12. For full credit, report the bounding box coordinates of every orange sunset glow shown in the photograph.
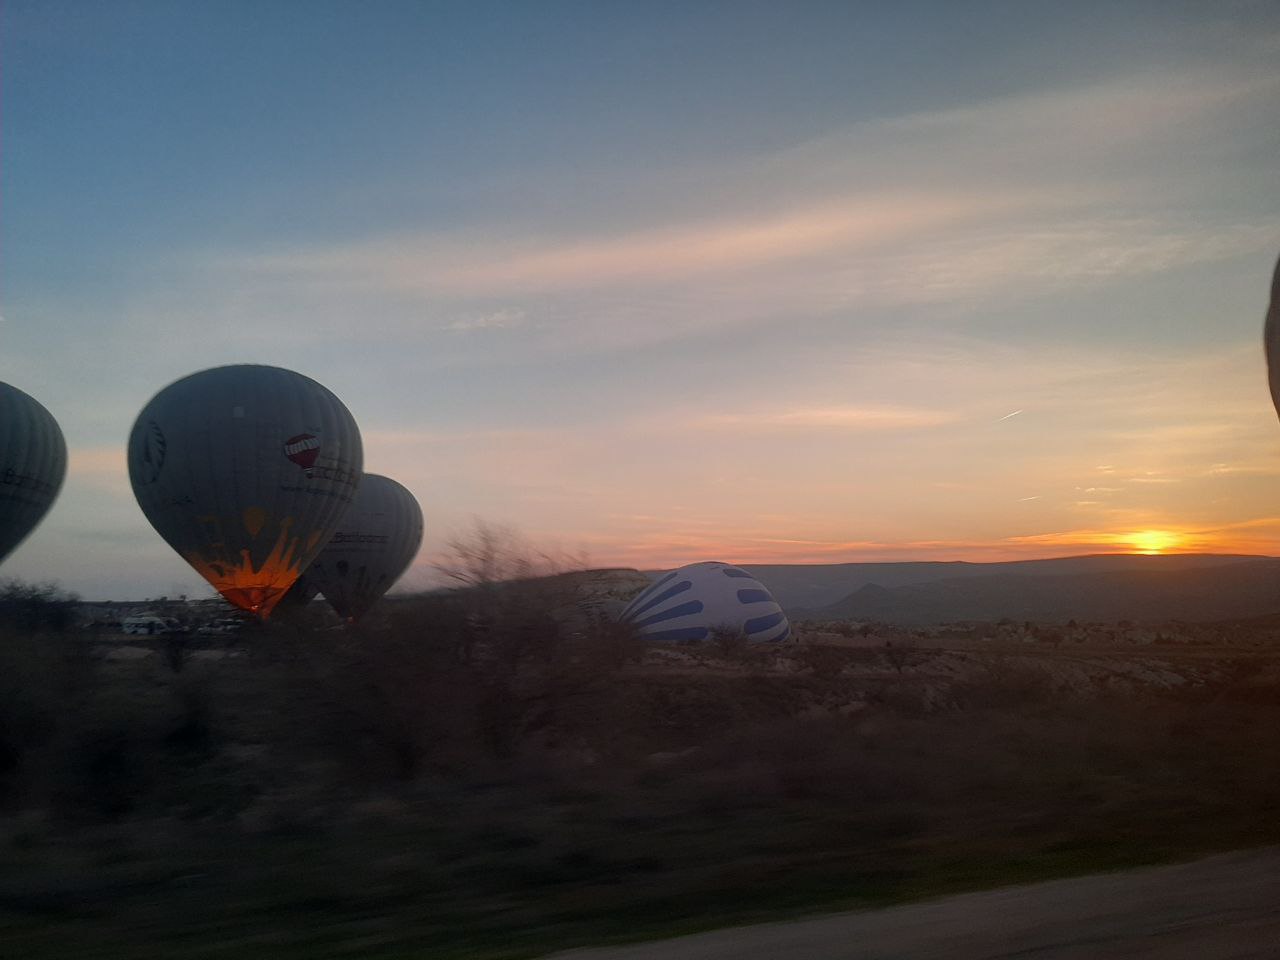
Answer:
[1129,530,1183,555]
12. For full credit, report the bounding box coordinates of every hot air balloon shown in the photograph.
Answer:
[1265,255,1280,418]
[303,473,423,622]
[273,572,321,614]
[620,561,790,643]
[0,383,67,565]
[127,365,362,618]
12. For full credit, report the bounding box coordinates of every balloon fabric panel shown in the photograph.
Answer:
[0,383,67,565]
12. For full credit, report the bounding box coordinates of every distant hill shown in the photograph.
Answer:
[811,557,1280,624]
[714,554,1265,613]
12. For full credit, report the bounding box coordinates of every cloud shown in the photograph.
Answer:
[846,220,1280,308]
[446,308,526,332]
[572,528,1226,568]
[758,64,1280,198]
[1004,512,1280,558]
[237,190,1040,298]
[170,63,1279,357]
[691,405,958,432]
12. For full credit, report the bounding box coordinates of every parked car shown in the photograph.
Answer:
[197,618,245,636]
[121,615,175,636]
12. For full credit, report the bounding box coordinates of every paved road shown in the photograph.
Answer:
[547,848,1280,960]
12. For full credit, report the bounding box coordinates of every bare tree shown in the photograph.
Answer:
[435,517,586,589]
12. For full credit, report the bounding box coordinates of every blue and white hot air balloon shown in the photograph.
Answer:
[620,561,790,643]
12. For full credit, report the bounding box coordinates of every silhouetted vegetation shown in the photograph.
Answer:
[0,579,77,633]
[4,575,1280,958]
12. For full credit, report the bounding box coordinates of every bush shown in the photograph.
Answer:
[0,579,78,633]
[0,628,95,808]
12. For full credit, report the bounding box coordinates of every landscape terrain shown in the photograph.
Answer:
[734,553,1280,622]
[2,557,1280,958]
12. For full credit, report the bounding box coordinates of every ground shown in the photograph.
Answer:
[1,600,1279,958]
[547,847,1280,959]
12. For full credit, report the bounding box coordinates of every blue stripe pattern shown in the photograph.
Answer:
[622,571,679,618]
[626,579,692,620]
[744,610,786,635]
[649,570,679,591]
[736,588,771,604]
[634,599,704,628]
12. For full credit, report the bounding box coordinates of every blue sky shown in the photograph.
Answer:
[3,1,1279,598]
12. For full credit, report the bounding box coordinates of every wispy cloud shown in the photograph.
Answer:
[237,190,1040,297]
[446,308,526,332]
[175,65,1279,357]
[692,405,958,432]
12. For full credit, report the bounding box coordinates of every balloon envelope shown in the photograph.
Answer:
[272,571,322,614]
[127,365,363,617]
[305,473,423,621]
[0,383,67,565]
[621,561,790,643]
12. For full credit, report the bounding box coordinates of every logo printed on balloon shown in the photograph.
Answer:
[133,421,167,485]
[283,434,321,474]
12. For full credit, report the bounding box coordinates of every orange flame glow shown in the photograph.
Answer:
[185,517,305,618]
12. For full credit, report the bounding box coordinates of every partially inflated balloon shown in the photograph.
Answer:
[0,383,67,565]
[128,365,362,617]
[621,561,790,643]
[305,473,423,622]
[1265,255,1280,418]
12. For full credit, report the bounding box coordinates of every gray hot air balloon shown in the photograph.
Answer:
[0,383,67,565]
[273,571,322,614]
[127,365,363,618]
[1265,255,1280,418]
[303,473,423,622]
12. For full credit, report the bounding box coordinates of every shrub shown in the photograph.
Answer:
[0,579,78,633]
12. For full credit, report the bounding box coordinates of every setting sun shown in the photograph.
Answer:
[1130,530,1183,555]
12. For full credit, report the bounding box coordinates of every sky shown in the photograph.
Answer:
[2,0,1280,599]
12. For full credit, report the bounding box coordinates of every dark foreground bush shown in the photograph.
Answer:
[0,579,77,633]
[291,585,643,783]
[4,586,1280,959]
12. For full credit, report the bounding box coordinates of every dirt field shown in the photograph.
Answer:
[548,847,1280,960]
